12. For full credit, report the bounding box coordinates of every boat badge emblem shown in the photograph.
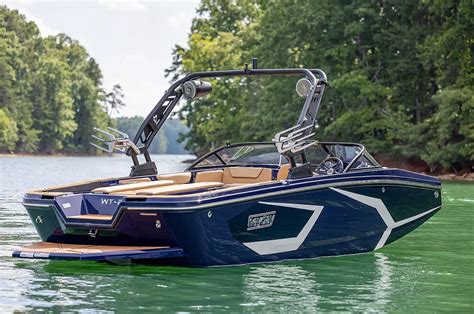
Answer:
[247,211,276,231]
[35,215,44,224]
[101,198,119,205]
[88,229,98,238]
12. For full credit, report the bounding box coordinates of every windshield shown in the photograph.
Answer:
[190,143,288,169]
[319,143,380,170]
[219,145,285,164]
[188,142,380,172]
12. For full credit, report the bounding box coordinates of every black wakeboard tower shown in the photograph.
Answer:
[91,59,328,178]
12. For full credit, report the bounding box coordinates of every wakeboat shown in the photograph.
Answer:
[13,60,442,266]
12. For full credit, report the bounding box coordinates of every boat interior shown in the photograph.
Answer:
[30,165,290,198]
[28,142,380,199]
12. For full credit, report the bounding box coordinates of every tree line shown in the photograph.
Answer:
[167,0,472,173]
[0,6,119,154]
[116,117,189,154]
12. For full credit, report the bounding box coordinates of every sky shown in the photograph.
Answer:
[1,0,199,117]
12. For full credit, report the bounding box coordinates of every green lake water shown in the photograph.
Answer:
[0,155,473,312]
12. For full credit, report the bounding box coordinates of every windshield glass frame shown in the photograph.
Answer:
[187,142,288,170]
[187,141,381,172]
[318,142,380,172]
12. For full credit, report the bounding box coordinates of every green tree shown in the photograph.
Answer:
[166,0,261,155]
[0,5,115,154]
[0,108,18,151]
[104,84,125,116]
[116,116,189,154]
[168,0,473,172]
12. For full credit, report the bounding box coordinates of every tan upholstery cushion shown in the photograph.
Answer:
[195,170,224,183]
[277,164,291,180]
[153,181,276,198]
[137,182,224,196]
[157,172,192,184]
[92,180,175,194]
[222,167,272,184]
[119,177,151,184]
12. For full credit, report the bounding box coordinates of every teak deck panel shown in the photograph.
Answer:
[67,214,113,220]
[17,242,167,254]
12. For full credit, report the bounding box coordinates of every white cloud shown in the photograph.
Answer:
[1,1,59,36]
[101,53,164,117]
[27,13,58,36]
[97,0,146,11]
[166,11,194,29]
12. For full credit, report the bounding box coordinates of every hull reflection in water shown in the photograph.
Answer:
[372,254,392,309]
[242,253,393,312]
[12,249,445,312]
[242,264,320,310]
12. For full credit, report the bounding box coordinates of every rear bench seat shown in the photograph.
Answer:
[91,166,287,196]
[92,180,222,196]
[118,177,151,184]
[137,182,224,196]
[91,172,192,195]
[92,180,175,194]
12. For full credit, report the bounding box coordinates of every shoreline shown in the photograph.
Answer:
[0,152,106,157]
[436,173,474,181]
[1,152,472,182]
[0,152,194,158]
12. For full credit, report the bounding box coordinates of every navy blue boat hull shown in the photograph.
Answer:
[19,169,441,266]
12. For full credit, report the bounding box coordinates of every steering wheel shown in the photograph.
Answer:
[315,157,344,175]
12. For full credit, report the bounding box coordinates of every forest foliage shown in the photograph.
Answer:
[116,117,189,154]
[168,0,473,172]
[0,6,189,156]
[0,6,117,154]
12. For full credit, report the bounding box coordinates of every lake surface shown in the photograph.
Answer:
[0,155,472,312]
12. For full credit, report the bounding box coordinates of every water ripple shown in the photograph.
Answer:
[0,156,473,312]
